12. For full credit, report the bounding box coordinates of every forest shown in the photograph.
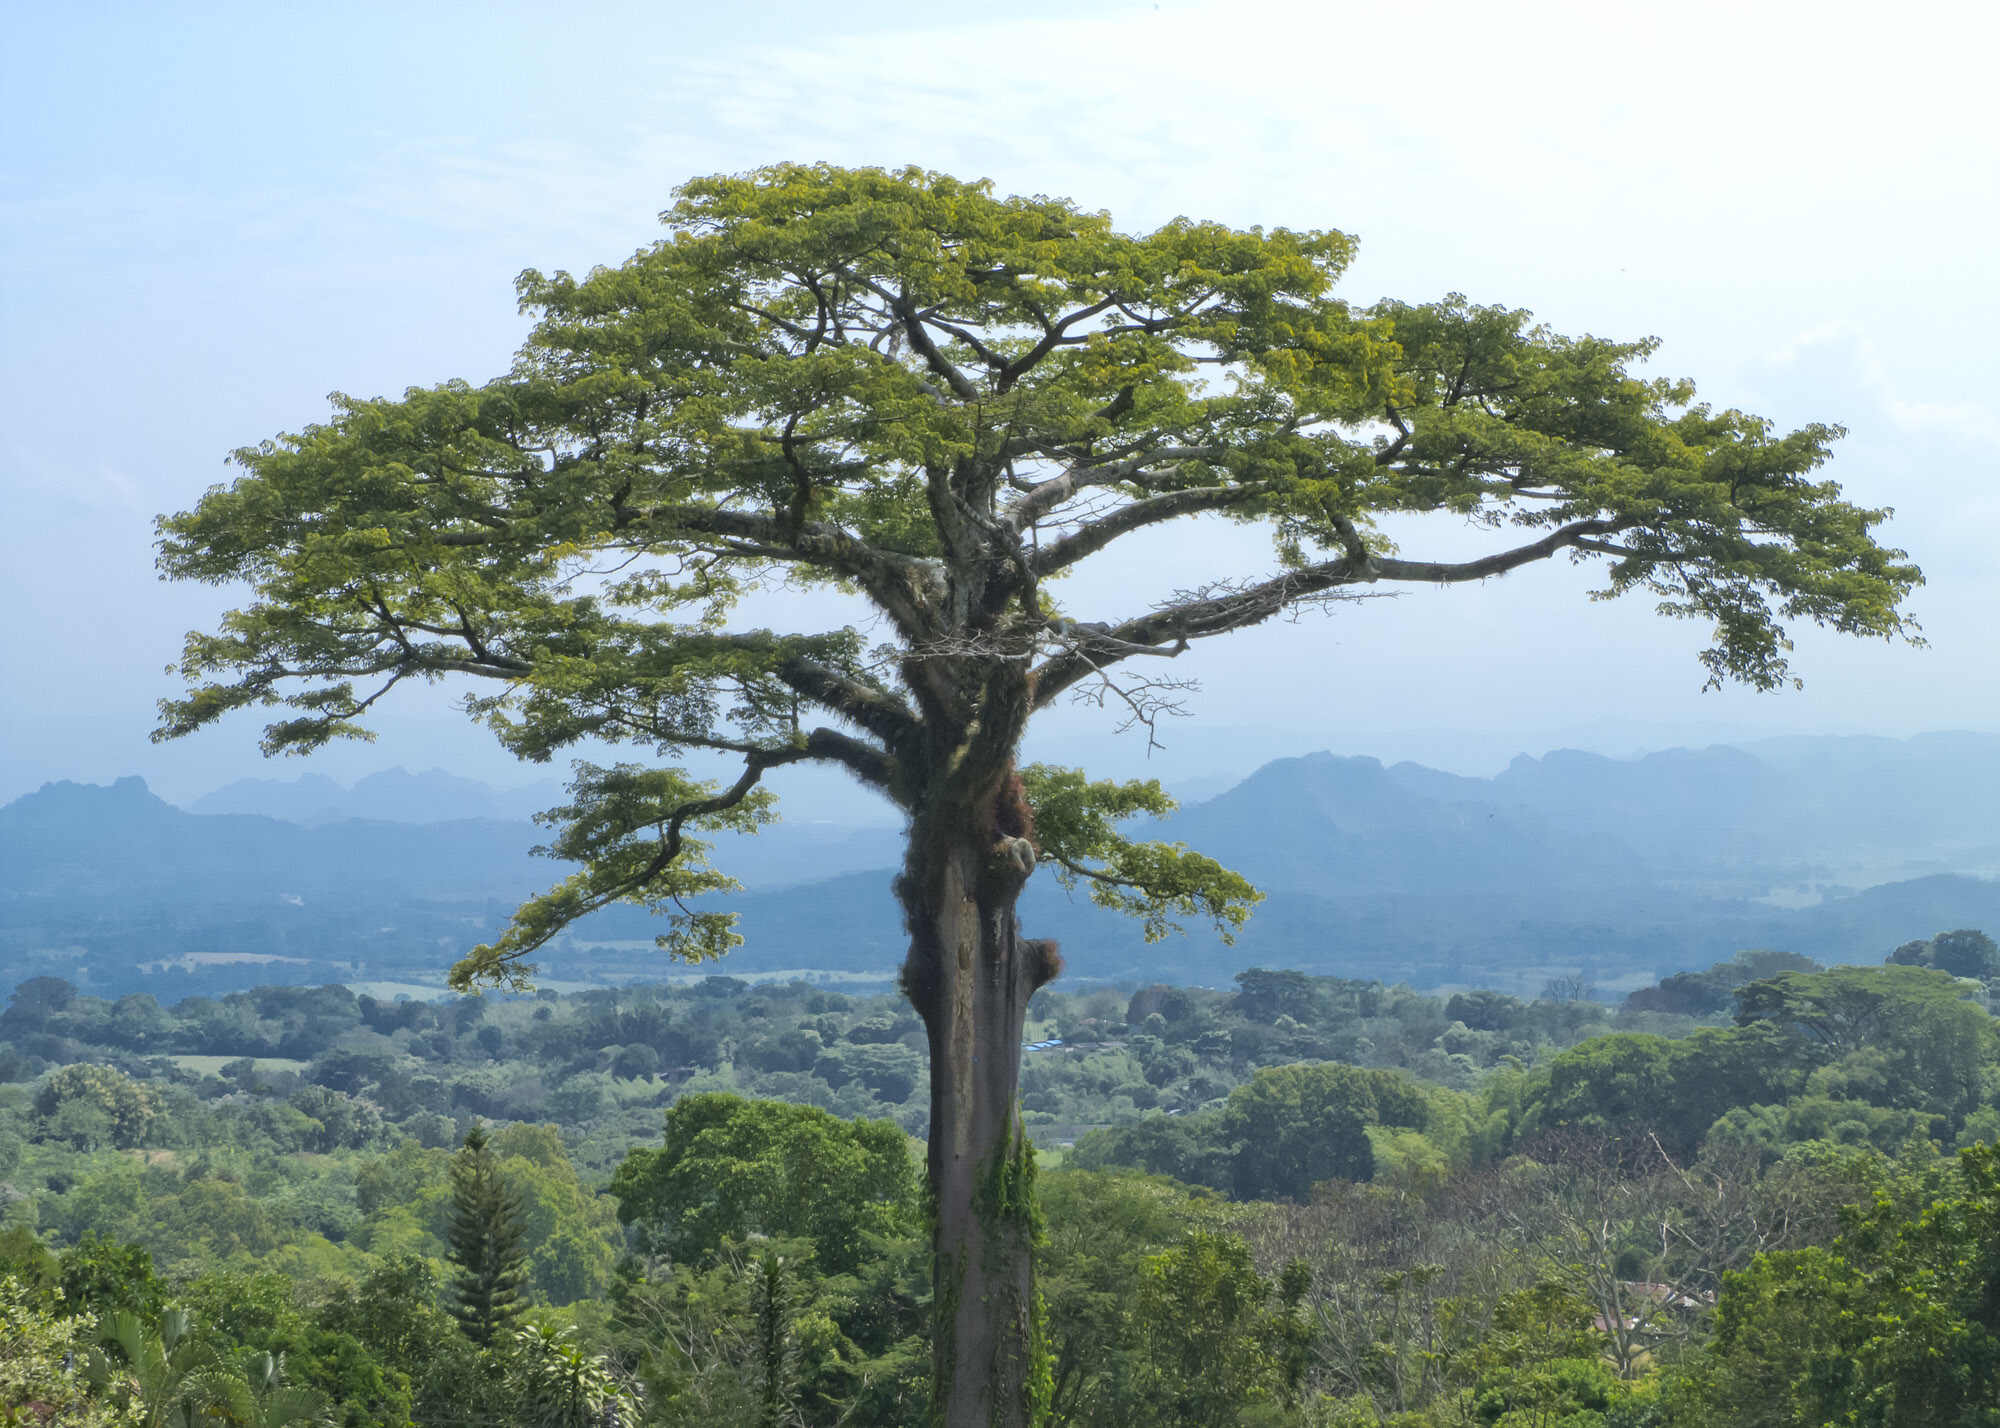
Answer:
[7,927,2000,1425]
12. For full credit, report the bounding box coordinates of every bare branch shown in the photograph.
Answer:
[1374,402,1412,466]
[853,279,978,400]
[997,295,1120,388]
[1371,516,1636,584]
[1065,660,1198,753]
[915,310,1010,373]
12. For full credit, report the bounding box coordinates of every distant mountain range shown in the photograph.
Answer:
[6,733,2000,1001]
[173,732,2000,891]
[188,767,566,825]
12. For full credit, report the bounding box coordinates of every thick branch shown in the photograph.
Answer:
[1029,481,1272,573]
[1006,446,1233,535]
[1370,516,1634,583]
[997,296,1120,389]
[630,505,944,640]
[798,725,902,800]
[774,655,922,751]
[915,310,1009,374]
[885,291,981,401]
[660,753,795,865]
[1032,516,1632,703]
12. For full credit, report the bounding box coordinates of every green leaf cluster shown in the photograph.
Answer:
[1021,764,1261,941]
[607,1091,918,1276]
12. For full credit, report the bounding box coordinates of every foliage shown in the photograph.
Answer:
[1128,1230,1296,1426]
[155,166,1918,808]
[222,1353,328,1428]
[1623,948,1820,1017]
[61,1236,167,1321]
[34,1065,157,1150]
[1885,927,2000,979]
[1734,964,1994,1131]
[8,935,2000,1427]
[85,1307,237,1428]
[608,1092,917,1274]
[0,1275,130,1428]
[444,1126,529,1345]
[1071,1062,1453,1201]
[313,1255,498,1428]
[609,1237,928,1428]
[506,1322,638,1428]
[1464,1283,1619,1428]
[1037,1171,1238,1425]
[1022,766,1261,943]
[1663,1141,2000,1426]
[489,1125,623,1305]
[1219,1063,1439,1201]
[1512,1024,1809,1158]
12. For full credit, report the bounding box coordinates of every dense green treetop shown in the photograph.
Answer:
[34,1064,158,1151]
[1681,1142,2000,1427]
[1887,927,2000,979]
[608,1091,917,1275]
[0,1275,128,1428]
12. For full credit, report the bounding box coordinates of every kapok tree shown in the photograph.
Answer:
[157,164,1920,1425]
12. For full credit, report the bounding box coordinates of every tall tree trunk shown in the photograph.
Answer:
[901,812,1055,1428]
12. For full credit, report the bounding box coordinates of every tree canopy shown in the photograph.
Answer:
[607,1092,918,1275]
[158,162,1919,985]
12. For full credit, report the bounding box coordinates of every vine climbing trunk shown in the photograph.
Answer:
[900,809,1054,1428]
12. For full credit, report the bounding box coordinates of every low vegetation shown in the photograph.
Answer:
[4,931,1998,1424]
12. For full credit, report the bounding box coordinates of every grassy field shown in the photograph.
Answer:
[344,981,453,1001]
[168,1055,309,1075]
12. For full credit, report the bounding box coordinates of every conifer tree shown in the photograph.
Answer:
[752,1251,795,1428]
[445,1126,529,1345]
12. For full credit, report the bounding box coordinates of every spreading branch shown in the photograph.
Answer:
[1033,517,1634,703]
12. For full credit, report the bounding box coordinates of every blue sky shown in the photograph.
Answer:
[4,0,1996,811]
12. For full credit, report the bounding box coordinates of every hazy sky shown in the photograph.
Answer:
[4,0,1996,813]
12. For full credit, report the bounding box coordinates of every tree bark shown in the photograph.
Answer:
[901,814,1054,1428]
